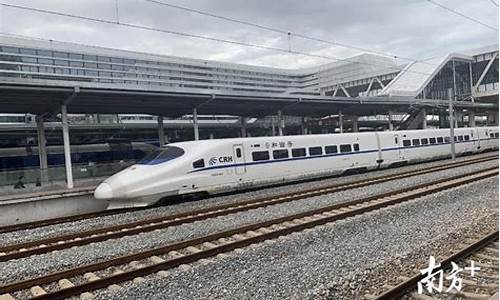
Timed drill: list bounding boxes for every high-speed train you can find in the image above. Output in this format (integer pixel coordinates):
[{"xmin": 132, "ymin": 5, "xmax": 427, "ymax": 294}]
[{"xmin": 94, "ymin": 126, "xmax": 499, "ymax": 209}]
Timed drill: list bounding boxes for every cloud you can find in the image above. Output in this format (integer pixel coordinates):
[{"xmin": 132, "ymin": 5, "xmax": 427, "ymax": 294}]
[{"xmin": 0, "ymin": 0, "xmax": 497, "ymax": 69}]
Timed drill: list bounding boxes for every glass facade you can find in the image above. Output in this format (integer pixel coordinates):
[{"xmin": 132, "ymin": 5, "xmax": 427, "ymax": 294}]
[
  {"xmin": 0, "ymin": 45, "xmax": 319, "ymax": 94},
  {"xmin": 473, "ymin": 52, "xmax": 499, "ymax": 91},
  {"xmin": 418, "ymin": 59, "xmax": 472, "ymax": 100},
  {"xmin": 0, "ymin": 38, "xmax": 497, "ymax": 100},
  {"xmin": 415, "ymin": 54, "xmax": 499, "ymax": 100}
]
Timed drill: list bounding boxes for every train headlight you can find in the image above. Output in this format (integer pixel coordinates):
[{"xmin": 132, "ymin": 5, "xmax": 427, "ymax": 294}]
[{"xmin": 94, "ymin": 183, "xmax": 113, "ymax": 199}]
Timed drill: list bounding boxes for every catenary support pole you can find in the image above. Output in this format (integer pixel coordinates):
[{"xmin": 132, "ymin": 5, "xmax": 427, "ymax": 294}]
[
  {"xmin": 193, "ymin": 107, "xmax": 199, "ymax": 140},
  {"xmin": 36, "ymin": 115, "xmax": 48, "ymax": 183},
  {"xmin": 271, "ymin": 116, "xmax": 276, "ymax": 136},
  {"xmin": 338, "ymin": 111, "xmax": 343, "ymax": 133},
  {"xmin": 61, "ymin": 104, "xmax": 74, "ymax": 188},
  {"xmin": 157, "ymin": 116, "xmax": 166, "ymax": 146},
  {"xmin": 301, "ymin": 116, "xmax": 306, "ymax": 135},
  {"xmin": 351, "ymin": 115, "xmax": 359, "ymax": 132},
  {"xmin": 468, "ymin": 110, "xmax": 476, "ymax": 127},
  {"xmin": 277, "ymin": 110, "xmax": 284, "ymax": 136},
  {"xmin": 388, "ymin": 110, "xmax": 394, "ymax": 131},
  {"xmin": 450, "ymin": 59, "xmax": 457, "ymax": 160},
  {"xmin": 240, "ymin": 117, "xmax": 247, "ymax": 138},
  {"xmin": 421, "ymin": 108, "xmax": 427, "ymax": 129},
  {"xmin": 449, "ymin": 98, "xmax": 455, "ymax": 160},
  {"xmin": 469, "ymin": 61, "xmax": 474, "ymax": 102}
]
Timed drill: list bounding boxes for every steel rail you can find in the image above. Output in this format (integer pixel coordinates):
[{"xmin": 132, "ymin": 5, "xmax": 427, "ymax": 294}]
[
  {"xmin": 0, "ymin": 156, "xmax": 497, "ymax": 262},
  {"xmin": 0, "ymin": 207, "xmax": 137, "ymax": 235},
  {"xmin": 369, "ymin": 230, "xmax": 499, "ymax": 300},
  {"xmin": 0, "ymin": 167, "xmax": 497, "ymax": 299},
  {"xmin": 0, "ymin": 154, "xmax": 495, "ymax": 235}
]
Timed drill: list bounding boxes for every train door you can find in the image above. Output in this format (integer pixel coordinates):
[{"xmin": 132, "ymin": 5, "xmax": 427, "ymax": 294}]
[
  {"xmin": 470, "ymin": 129, "xmax": 479, "ymax": 151},
  {"xmin": 393, "ymin": 133, "xmax": 405, "ymax": 160},
  {"xmin": 232, "ymin": 144, "xmax": 246, "ymax": 175}
]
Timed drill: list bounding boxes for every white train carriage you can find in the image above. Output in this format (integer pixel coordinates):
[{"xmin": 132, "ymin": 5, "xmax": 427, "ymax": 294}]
[{"xmin": 94, "ymin": 127, "xmax": 498, "ymax": 209}]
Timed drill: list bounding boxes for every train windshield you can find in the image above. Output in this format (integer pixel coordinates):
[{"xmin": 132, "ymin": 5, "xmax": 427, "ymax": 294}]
[{"xmin": 137, "ymin": 146, "xmax": 185, "ymax": 165}]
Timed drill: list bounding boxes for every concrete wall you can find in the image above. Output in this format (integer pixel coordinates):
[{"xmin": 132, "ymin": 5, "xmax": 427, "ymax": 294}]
[{"xmin": 0, "ymin": 193, "xmax": 108, "ymax": 226}]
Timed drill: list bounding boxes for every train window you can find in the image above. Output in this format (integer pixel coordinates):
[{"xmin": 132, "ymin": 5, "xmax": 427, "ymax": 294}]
[
  {"xmin": 412, "ymin": 139, "xmax": 420, "ymax": 146},
  {"xmin": 309, "ymin": 147, "xmax": 323, "ymax": 156},
  {"xmin": 394, "ymin": 137, "xmax": 398, "ymax": 144},
  {"xmin": 273, "ymin": 149, "xmax": 289, "ymax": 159},
  {"xmin": 454, "ymin": 136, "xmax": 458, "ymax": 142},
  {"xmin": 252, "ymin": 151, "xmax": 269, "ymax": 161},
  {"xmin": 437, "ymin": 137, "xmax": 444, "ymax": 143},
  {"xmin": 421, "ymin": 138, "xmax": 429, "ymax": 145},
  {"xmin": 444, "ymin": 137, "xmax": 450, "ymax": 143},
  {"xmin": 138, "ymin": 146, "xmax": 184, "ymax": 165},
  {"xmin": 458, "ymin": 136, "xmax": 464, "ymax": 141},
  {"xmin": 429, "ymin": 138, "xmax": 436, "ymax": 144},
  {"xmin": 403, "ymin": 140, "xmax": 411, "ymax": 147},
  {"xmin": 353, "ymin": 143, "xmax": 360, "ymax": 151},
  {"xmin": 340, "ymin": 144, "xmax": 352, "ymax": 153},
  {"xmin": 464, "ymin": 135, "xmax": 470, "ymax": 141},
  {"xmin": 490, "ymin": 133, "xmax": 495, "ymax": 138},
  {"xmin": 325, "ymin": 145, "xmax": 338, "ymax": 154},
  {"xmin": 192, "ymin": 159, "xmax": 205, "ymax": 169},
  {"xmin": 495, "ymin": 133, "xmax": 499, "ymax": 138},
  {"xmin": 236, "ymin": 148, "xmax": 242, "ymax": 158},
  {"xmin": 291, "ymin": 148, "xmax": 306, "ymax": 157}
]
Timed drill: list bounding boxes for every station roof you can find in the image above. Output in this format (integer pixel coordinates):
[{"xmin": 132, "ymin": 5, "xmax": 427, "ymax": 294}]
[
  {"xmin": 0, "ymin": 36, "xmax": 497, "ymax": 118},
  {"xmin": 0, "ymin": 77, "xmax": 494, "ymax": 118},
  {"xmin": 380, "ymin": 53, "xmax": 473, "ymax": 98}
]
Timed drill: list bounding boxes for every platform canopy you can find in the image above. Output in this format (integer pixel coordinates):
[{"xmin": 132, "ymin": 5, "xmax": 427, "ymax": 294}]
[{"xmin": 0, "ymin": 78, "xmax": 494, "ymax": 118}]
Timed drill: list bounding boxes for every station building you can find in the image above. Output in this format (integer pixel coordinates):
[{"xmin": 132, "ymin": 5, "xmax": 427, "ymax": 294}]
[{"xmin": 0, "ymin": 35, "xmax": 497, "ymax": 102}]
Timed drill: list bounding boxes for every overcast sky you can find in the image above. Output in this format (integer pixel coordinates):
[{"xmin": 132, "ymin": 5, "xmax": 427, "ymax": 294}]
[{"xmin": 0, "ymin": 0, "xmax": 498, "ymax": 69}]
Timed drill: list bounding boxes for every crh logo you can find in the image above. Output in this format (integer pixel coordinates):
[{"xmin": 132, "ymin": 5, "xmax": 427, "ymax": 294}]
[
  {"xmin": 209, "ymin": 157, "xmax": 218, "ymax": 165},
  {"xmin": 209, "ymin": 156, "xmax": 233, "ymax": 165}
]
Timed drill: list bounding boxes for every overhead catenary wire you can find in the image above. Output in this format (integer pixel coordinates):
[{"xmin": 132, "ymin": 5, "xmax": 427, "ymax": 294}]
[
  {"xmin": 0, "ymin": 2, "xmax": 435, "ymax": 77},
  {"xmin": 488, "ymin": 0, "xmax": 499, "ymax": 7},
  {"xmin": 141, "ymin": 0, "xmax": 437, "ymax": 65},
  {"xmin": 425, "ymin": 0, "xmax": 498, "ymax": 31}
]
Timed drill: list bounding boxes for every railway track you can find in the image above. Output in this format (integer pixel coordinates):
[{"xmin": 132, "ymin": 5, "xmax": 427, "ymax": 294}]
[
  {"xmin": 365, "ymin": 230, "xmax": 499, "ymax": 300},
  {"xmin": 0, "ymin": 155, "xmax": 497, "ymax": 263},
  {"xmin": 0, "ymin": 167, "xmax": 497, "ymax": 300},
  {"xmin": 0, "ymin": 153, "xmax": 496, "ymax": 235},
  {"xmin": 0, "ymin": 208, "xmax": 138, "ymax": 235}
]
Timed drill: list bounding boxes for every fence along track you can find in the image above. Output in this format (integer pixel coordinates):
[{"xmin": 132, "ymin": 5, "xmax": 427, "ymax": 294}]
[
  {"xmin": 0, "ymin": 167, "xmax": 497, "ymax": 300},
  {"xmin": 0, "ymin": 156, "xmax": 497, "ymax": 263}
]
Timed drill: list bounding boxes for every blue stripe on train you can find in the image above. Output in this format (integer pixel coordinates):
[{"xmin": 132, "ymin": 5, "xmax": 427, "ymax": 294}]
[{"xmin": 189, "ymin": 137, "xmax": 498, "ymax": 173}]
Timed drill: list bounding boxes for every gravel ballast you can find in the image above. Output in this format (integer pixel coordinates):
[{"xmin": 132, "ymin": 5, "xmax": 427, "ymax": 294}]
[
  {"xmin": 0, "ymin": 152, "xmax": 497, "ymax": 247},
  {"xmin": 90, "ymin": 175, "xmax": 498, "ymax": 300},
  {"xmin": 0, "ymin": 158, "xmax": 497, "ymax": 284}
]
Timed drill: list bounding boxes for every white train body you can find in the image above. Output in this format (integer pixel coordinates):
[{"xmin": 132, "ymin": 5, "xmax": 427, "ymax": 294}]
[{"xmin": 94, "ymin": 127, "xmax": 499, "ymax": 209}]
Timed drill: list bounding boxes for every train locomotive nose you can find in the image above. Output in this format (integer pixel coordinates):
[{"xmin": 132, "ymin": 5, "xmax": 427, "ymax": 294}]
[{"xmin": 94, "ymin": 183, "xmax": 113, "ymax": 199}]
